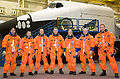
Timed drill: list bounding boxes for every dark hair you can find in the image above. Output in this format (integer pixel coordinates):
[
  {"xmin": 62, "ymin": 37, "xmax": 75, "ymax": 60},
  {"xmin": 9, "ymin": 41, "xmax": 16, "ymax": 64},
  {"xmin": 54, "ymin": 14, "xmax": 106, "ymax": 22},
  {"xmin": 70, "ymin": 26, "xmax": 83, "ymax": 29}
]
[
  {"xmin": 10, "ymin": 27, "xmax": 16, "ymax": 30},
  {"xmin": 100, "ymin": 24, "xmax": 105, "ymax": 27}
]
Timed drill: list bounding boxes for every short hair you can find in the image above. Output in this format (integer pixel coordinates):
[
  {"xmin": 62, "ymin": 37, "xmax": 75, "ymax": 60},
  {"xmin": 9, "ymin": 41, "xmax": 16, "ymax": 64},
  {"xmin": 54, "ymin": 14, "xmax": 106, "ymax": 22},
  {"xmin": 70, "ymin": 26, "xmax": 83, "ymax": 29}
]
[
  {"xmin": 27, "ymin": 30, "xmax": 31, "ymax": 33},
  {"xmin": 10, "ymin": 27, "xmax": 16, "ymax": 30},
  {"xmin": 100, "ymin": 24, "xmax": 105, "ymax": 27},
  {"xmin": 40, "ymin": 28, "xmax": 44, "ymax": 30},
  {"xmin": 53, "ymin": 27, "xmax": 58, "ymax": 30}
]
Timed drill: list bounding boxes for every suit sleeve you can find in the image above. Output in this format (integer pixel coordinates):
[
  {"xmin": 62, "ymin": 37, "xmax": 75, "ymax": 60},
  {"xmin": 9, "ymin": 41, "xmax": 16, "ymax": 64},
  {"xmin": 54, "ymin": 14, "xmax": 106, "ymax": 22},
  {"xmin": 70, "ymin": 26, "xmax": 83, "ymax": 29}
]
[
  {"xmin": 90, "ymin": 35, "xmax": 95, "ymax": 48},
  {"xmin": 60, "ymin": 35, "xmax": 65, "ymax": 48},
  {"xmin": 18, "ymin": 36, "xmax": 21, "ymax": 49},
  {"xmin": 2, "ymin": 35, "xmax": 8, "ymax": 48},
  {"xmin": 47, "ymin": 36, "xmax": 51, "ymax": 49},
  {"xmin": 63, "ymin": 38, "xmax": 67, "ymax": 52},
  {"xmin": 109, "ymin": 32, "xmax": 115, "ymax": 46},
  {"xmin": 45, "ymin": 36, "xmax": 49, "ymax": 54},
  {"xmin": 19, "ymin": 38, "xmax": 24, "ymax": 50},
  {"xmin": 75, "ymin": 37, "xmax": 81, "ymax": 52},
  {"xmin": 34, "ymin": 36, "xmax": 38, "ymax": 50},
  {"xmin": 89, "ymin": 35, "xmax": 95, "ymax": 51},
  {"xmin": 2, "ymin": 35, "xmax": 8, "ymax": 51},
  {"xmin": 95, "ymin": 34, "xmax": 99, "ymax": 46},
  {"xmin": 19, "ymin": 38, "xmax": 24, "ymax": 55}
]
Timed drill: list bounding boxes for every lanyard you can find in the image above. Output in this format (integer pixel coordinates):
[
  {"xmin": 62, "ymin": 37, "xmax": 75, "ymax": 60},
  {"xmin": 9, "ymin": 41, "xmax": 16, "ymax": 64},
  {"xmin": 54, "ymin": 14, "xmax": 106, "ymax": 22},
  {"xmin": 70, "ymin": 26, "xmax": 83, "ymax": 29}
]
[
  {"xmin": 41, "ymin": 37, "xmax": 43, "ymax": 52},
  {"xmin": 12, "ymin": 38, "xmax": 15, "ymax": 52},
  {"xmin": 55, "ymin": 37, "xmax": 58, "ymax": 51},
  {"xmin": 68, "ymin": 42, "xmax": 71, "ymax": 52},
  {"xmin": 29, "ymin": 40, "xmax": 31, "ymax": 54},
  {"xmin": 83, "ymin": 38, "xmax": 85, "ymax": 54},
  {"xmin": 102, "ymin": 34, "xmax": 105, "ymax": 43}
]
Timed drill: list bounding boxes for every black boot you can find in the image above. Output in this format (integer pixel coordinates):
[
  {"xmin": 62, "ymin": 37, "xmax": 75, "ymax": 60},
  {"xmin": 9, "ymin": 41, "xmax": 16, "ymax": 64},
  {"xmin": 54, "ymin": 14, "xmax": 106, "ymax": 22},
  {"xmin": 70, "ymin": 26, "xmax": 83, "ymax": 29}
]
[
  {"xmin": 73, "ymin": 72, "xmax": 76, "ymax": 75},
  {"xmin": 34, "ymin": 71, "xmax": 38, "ymax": 75},
  {"xmin": 59, "ymin": 68, "xmax": 64, "ymax": 74},
  {"xmin": 115, "ymin": 73, "xmax": 119, "ymax": 78},
  {"xmin": 49, "ymin": 71, "xmax": 54, "ymax": 74},
  {"xmin": 10, "ymin": 73, "xmax": 16, "ymax": 76},
  {"xmin": 45, "ymin": 70, "xmax": 50, "ymax": 74},
  {"xmin": 79, "ymin": 71, "xmax": 86, "ymax": 74},
  {"xmin": 91, "ymin": 72, "xmax": 96, "ymax": 76},
  {"xmin": 29, "ymin": 72, "xmax": 34, "ymax": 75},
  {"xmin": 100, "ymin": 70, "xmax": 106, "ymax": 76},
  {"xmin": 20, "ymin": 73, "xmax": 24, "ymax": 77},
  {"xmin": 69, "ymin": 71, "xmax": 73, "ymax": 75},
  {"xmin": 3, "ymin": 73, "xmax": 8, "ymax": 78}
]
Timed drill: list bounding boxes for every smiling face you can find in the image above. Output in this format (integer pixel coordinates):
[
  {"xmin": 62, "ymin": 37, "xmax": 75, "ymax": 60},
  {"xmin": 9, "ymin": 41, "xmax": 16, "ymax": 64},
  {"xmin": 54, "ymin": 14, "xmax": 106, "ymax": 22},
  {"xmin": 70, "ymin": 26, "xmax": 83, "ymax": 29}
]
[
  {"xmin": 26, "ymin": 31, "xmax": 31, "ymax": 37},
  {"xmin": 83, "ymin": 28, "xmax": 88, "ymax": 35},
  {"xmin": 10, "ymin": 28, "xmax": 16, "ymax": 35},
  {"xmin": 40, "ymin": 29, "xmax": 44, "ymax": 35},
  {"xmin": 53, "ymin": 28, "xmax": 58, "ymax": 35},
  {"xmin": 100, "ymin": 24, "xmax": 105, "ymax": 32}
]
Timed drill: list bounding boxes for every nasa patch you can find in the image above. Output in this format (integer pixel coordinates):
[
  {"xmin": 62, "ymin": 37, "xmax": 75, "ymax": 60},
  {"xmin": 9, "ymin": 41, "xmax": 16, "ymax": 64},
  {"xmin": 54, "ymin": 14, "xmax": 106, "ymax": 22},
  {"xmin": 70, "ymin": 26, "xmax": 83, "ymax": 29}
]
[
  {"xmin": 71, "ymin": 46, "xmax": 73, "ymax": 48},
  {"xmin": 26, "ymin": 46, "xmax": 28, "ymax": 48},
  {"xmin": 71, "ymin": 41, "xmax": 74, "ymax": 45},
  {"xmin": 39, "ymin": 44, "xmax": 41, "ymax": 47}
]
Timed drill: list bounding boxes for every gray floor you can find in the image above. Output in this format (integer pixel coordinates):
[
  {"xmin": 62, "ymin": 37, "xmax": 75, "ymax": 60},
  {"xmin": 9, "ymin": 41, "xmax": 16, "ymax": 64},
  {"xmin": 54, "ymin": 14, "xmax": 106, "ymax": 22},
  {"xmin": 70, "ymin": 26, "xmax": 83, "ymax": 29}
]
[{"xmin": 0, "ymin": 61, "xmax": 120, "ymax": 79}]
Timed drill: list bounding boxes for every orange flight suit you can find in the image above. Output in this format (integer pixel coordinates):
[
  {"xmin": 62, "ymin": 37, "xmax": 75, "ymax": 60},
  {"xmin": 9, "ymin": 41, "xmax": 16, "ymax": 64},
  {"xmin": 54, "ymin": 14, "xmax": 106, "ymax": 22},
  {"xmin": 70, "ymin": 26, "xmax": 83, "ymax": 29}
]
[
  {"xmin": 34, "ymin": 34, "xmax": 49, "ymax": 72},
  {"xmin": 95, "ymin": 29, "xmax": 118, "ymax": 74},
  {"xmin": 47, "ymin": 34, "xmax": 64, "ymax": 71},
  {"xmin": 78, "ymin": 33, "xmax": 95, "ymax": 72},
  {"xmin": 19, "ymin": 36, "xmax": 35, "ymax": 73},
  {"xmin": 63, "ymin": 35, "xmax": 77, "ymax": 72},
  {"xmin": 2, "ymin": 33, "xmax": 20, "ymax": 73}
]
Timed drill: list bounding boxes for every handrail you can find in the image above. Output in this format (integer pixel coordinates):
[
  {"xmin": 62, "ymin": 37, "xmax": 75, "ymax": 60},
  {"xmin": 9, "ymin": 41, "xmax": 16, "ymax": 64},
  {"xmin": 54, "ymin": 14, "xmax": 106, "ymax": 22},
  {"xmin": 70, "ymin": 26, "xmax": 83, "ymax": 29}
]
[
  {"xmin": 31, "ymin": 17, "xmax": 99, "ymax": 37},
  {"xmin": 32, "ymin": 20, "xmax": 57, "ymax": 33}
]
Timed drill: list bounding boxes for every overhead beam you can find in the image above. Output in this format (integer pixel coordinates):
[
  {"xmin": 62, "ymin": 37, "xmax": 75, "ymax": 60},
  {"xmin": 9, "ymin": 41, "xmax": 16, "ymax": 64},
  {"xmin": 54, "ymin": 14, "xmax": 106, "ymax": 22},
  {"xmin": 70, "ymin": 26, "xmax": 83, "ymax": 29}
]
[
  {"xmin": 25, "ymin": 0, "xmax": 47, "ymax": 5},
  {"xmin": 74, "ymin": 0, "xmax": 120, "ymax": 7}
]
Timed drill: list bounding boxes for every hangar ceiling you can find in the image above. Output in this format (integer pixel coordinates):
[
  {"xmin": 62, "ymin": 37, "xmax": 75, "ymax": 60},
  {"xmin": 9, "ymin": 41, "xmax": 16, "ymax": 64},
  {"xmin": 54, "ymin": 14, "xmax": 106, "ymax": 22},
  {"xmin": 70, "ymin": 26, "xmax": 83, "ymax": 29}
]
[{"xmin": 0, "ymin": 0, "xmax": 119, "ymax": 21}]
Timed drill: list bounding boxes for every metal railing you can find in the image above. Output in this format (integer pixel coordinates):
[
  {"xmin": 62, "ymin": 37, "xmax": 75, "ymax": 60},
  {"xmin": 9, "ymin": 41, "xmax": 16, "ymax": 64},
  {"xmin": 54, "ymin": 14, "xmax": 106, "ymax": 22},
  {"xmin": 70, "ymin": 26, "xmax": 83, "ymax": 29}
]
[
  {"xmin": 0, "ymin": 36, "xmax": 5, "ymax": 66},
  {"xmin": 31, "ymin": 17, "xmax": 99, "ymax": 37},
  {"xmin": 56, "ymin": 17, "xmax": 99, "ymax": 33},
  {"xmin": 32, "ymin": 20, "xmax": 57, "ymax": 37}
]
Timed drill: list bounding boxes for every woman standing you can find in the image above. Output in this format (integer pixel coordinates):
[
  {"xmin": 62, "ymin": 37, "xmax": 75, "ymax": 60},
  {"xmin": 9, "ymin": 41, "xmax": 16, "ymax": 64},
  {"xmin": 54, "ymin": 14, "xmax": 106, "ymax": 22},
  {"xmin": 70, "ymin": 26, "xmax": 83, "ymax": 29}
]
[{"xmin": 63, "ymin": 29, "xmax": 78, "ymax": 75}]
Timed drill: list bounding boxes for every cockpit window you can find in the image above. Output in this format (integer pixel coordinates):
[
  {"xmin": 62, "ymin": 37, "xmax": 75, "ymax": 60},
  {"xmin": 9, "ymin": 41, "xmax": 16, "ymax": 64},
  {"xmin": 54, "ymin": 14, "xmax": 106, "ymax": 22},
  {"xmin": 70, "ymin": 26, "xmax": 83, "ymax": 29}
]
[
  {"xmin": 56, "ymin": 3, "xmax": 63, "ymax": 8},
  {"xmin": 49, "ymin": 3, "xmax": 63, "ymax": 8}
]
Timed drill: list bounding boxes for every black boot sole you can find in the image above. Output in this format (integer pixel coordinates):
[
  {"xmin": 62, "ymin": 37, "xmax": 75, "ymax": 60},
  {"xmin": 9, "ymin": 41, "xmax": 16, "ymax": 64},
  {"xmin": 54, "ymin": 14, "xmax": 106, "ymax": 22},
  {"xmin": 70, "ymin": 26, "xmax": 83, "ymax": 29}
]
[
  {"xmin": 20, "ymin": 75, "xmax": 24, "ymax": 77},
  {"xmin": 100, "ymin": 74, "xmax": 106, "ymax": 76},
  {"xmin": 10, "ymin": 74, "xmax": 16, "ymax": 76},
  {"xmin": 3, "ymin": 76, "xmax": 8, "ymax": 78},
  {"xmin": 20, "ymin": 73, "xmax": 24, "ymax": 77},
  {"xmin": 59, "ymin": 72, "xmax": 64, "ymax": 74}
]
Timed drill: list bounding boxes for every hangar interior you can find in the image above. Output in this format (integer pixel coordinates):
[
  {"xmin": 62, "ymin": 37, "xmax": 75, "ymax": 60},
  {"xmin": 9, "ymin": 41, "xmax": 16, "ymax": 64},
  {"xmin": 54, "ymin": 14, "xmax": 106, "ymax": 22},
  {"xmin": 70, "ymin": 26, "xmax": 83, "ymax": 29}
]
[
  {"xmin": 0, "ymin": 0, "xmax": 119, "ymax": 21},
  {"xmin": 0, "ymin": 0, "xmax": 120, "ymax": 64},
  {"xmin": 0, "ymin": 1, "xmax": 120, "ymax": 78}
]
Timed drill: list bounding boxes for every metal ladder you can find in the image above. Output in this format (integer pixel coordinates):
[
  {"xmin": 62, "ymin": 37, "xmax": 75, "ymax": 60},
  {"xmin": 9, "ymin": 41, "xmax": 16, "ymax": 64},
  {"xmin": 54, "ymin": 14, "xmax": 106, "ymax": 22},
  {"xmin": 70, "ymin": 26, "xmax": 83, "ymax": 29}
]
[{"xmin": 32, "ymin": 20, "xmax": 57, "ymax": 37}]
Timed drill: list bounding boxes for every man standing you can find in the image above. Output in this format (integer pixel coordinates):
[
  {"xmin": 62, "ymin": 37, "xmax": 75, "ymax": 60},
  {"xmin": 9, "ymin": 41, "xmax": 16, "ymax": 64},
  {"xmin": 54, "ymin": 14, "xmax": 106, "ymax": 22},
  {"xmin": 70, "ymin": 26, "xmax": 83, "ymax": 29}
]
[
  {"xmin": 34, "ymin": 29, "xmax": 49, "ymax": 74},
  {"xmin": 19, "ymin": 31, "xmax": 35, "ymax": 77},
  {"xmin": 78, "ymin": 28, "xmax": 96, "ymax": 76},
  {"xmin": 95, "ymin": 24, "xmax": 119, "ymax": 78},
  {"xmin": 47, "ymin": 27, "xmax": 64, "ymax": 74},
  {"xmin": 2, "ymin": 28, "xmax": 21, "ymax": 78}
]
